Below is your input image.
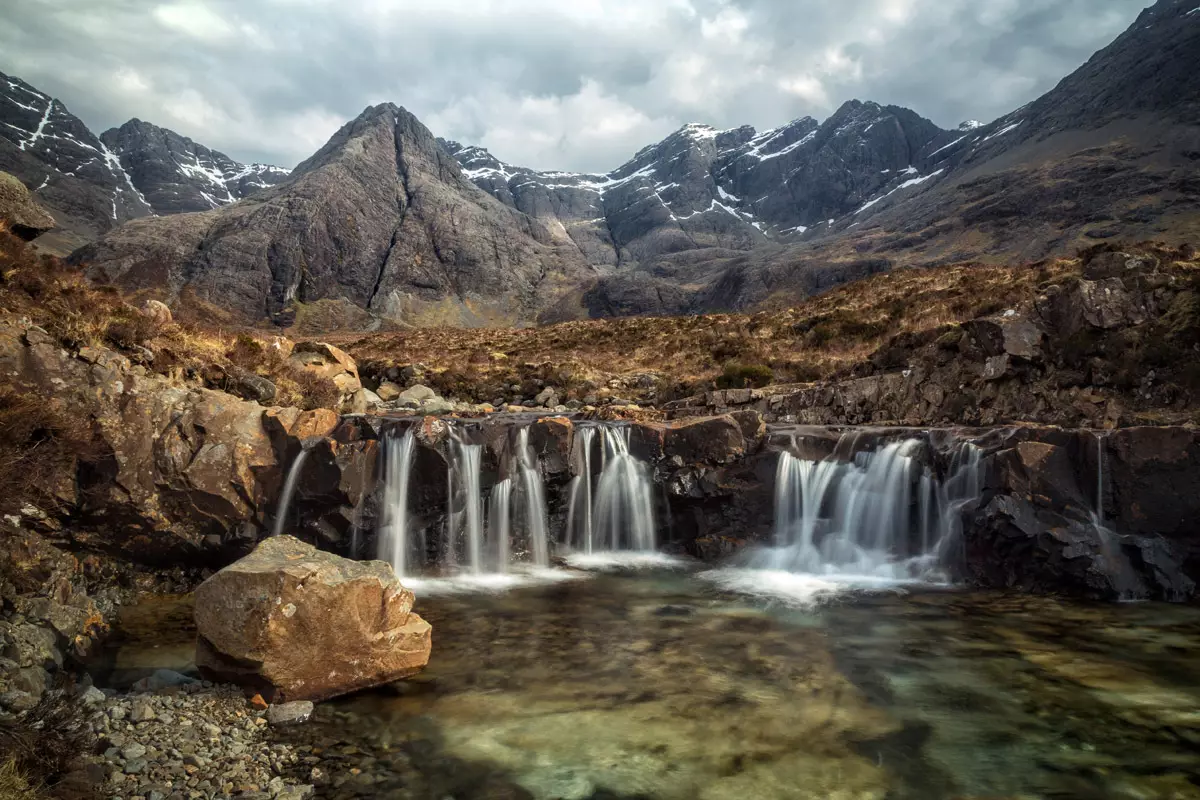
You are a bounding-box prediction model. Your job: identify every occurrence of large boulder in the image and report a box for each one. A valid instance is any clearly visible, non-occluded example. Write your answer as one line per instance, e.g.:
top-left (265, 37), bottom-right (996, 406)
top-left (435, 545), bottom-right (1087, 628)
top-left (288, 342), bottom-right (361, 398)
top-left (0, 171), bottom-right (55, 240)
top-left (194, 536), bottom-right (430, 702)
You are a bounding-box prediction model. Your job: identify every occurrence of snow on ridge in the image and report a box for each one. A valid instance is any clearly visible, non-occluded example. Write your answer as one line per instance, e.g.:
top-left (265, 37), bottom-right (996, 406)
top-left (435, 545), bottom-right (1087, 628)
top-left (18, 98), bottom-right (54, 152)
top-left (980, 120), bottom-right (1022, 143)
top-left (929, 135), bottom-right (969, 158)
top-left (854, 169), bottom-right (944, 215)
top-left (958, 120), bottom-right (983, 131)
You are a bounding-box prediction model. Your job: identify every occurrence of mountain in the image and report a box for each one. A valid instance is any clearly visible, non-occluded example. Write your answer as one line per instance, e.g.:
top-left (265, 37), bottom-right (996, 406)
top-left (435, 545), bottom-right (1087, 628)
top-left (0, 70), bottom-right (153, 249)
top-left (99, 119), bottom-right (290, 214)
top-left (69, 0), bottom-right (1200, 325)
top-left (72, 104), bottom-right (592, 325)
top-left (0, 71), bottom-right (288, 252)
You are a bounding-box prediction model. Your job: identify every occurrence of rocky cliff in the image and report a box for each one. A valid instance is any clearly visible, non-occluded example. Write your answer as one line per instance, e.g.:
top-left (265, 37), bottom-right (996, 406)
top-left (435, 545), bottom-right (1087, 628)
top-left (71, 104), bottom-right (593, 325)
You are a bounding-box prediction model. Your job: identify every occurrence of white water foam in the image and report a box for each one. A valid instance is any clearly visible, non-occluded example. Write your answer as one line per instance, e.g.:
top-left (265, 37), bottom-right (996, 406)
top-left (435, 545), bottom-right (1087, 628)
top-left (563, 551), bottom-right (691, 572)
top-left (700, 567), bottom-right (924, 608)
top-left (404, 567), bottom-right (585, 596)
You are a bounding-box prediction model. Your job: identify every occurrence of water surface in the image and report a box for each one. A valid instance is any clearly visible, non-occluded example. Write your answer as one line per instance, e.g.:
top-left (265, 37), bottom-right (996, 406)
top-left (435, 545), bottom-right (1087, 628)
top-left (99, 573), bottom-right (1200, 799)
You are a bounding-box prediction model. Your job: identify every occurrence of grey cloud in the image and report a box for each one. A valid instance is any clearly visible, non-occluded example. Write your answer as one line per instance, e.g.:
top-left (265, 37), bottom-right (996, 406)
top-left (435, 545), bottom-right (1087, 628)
top-left (0, 0), bottom-right (1149, 173)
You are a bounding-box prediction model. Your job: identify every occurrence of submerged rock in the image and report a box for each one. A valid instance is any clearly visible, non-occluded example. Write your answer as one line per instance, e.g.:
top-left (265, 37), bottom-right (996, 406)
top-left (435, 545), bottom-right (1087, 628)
top-left (193, 536), bottom-right (431, 702)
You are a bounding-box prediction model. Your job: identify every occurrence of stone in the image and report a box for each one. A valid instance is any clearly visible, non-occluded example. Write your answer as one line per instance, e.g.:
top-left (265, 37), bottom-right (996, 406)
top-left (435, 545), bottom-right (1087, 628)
top-left (80, 686), bottom-right (107, 705)
top-left (141, 300), bottom-right (174, 326)
top-left (131, 669), bottom-right (198, 693)
top-left (534, 386), bottom-right (560, 408)
top-left (349, 388), bottom-right (382, 413)
top-left (395, 384), bottom-right (437, 406)
top-left (0, 171), bottom-right (55, 240)
top-left (419, 397), bottom-right (456, 415)
top-left (964, 314), bottom-right (1044, 360)
top-left (249, 693), bottom-right (268, 711)
top-left (376, 381), bottom-right (403, 402)
top-left (131, 699), bottom-right (156, 722)
top-left (193, 536), bottom-right (431, 702)
top-left (266, 701), bottom-right (314, 726)
top-left (288, 342), bottom-right (362, 397)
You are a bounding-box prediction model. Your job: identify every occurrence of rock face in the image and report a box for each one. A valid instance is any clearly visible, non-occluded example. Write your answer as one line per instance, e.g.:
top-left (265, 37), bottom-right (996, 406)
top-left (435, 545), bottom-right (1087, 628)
top-left (194, 535), bottom-right (431, 702)
top-left (666, 248), bottom-right (1200, 430)
top-left (956, 426), bottom-right (1200, 601)
top-left (99, 118), bottom-right (290, 213)
top-left (74, 104), bottom-right (592, 325)
top-left (0, 170), bottom-right (55, 239)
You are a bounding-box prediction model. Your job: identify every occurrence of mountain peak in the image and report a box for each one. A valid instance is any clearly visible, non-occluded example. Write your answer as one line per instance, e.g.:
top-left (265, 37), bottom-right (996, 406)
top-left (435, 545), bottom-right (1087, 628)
top-left (958, 119), bottom-right (984, 131)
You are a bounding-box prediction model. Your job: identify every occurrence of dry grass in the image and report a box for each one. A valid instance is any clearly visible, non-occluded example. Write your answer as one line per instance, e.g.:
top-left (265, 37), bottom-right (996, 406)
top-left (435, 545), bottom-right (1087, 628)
top-left (0, 228), bottom-right (338, 410)
top-left (0, 686), bottom-right (99, 800)
top-left (331, 256), bottom-right (1081, 402)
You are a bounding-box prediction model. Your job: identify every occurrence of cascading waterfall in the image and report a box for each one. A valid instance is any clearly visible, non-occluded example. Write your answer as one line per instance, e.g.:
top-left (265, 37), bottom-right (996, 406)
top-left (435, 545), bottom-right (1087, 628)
top-left (515, 427), bottom-right (550, 567)
top-left (758, 434), bottom-right (983, 579)
top-left (1090, 431), bottom-right (1144, 599)
top-left (588, 426), bottom-right (657, 552)
top-left (488, 478), bottom-right (513, 572)
top-left (377, 430), bottom-right (417, 576)
top-left (271, 448), bottom-right (311, 538)
top-left (565, 427), bottom-right (596, 552)
top-left (445, 437), bottom-right (485, 574)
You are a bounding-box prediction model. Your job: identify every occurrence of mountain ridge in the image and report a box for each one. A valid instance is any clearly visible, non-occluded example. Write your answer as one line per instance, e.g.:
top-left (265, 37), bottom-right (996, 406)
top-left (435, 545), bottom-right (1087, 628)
top-left (21, 0), bottom-right (1200, 326)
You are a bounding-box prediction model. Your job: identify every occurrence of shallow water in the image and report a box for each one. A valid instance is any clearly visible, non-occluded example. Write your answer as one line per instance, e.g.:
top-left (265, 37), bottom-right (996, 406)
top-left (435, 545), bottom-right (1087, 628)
top-left (97, 573), bottom-right (1200, 799)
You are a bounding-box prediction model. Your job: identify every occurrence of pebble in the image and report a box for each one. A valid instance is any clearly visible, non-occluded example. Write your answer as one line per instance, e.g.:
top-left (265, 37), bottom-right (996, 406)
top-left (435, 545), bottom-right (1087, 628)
top-left (266, 701), bottom-right (314, 727)
top-left (84, 685), bottom-right (315, 800)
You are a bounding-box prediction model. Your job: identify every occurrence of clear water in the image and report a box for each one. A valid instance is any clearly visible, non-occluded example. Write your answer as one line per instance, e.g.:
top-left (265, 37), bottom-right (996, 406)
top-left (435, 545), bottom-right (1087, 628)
top-left (94, 575), bottom-right (1200, 800)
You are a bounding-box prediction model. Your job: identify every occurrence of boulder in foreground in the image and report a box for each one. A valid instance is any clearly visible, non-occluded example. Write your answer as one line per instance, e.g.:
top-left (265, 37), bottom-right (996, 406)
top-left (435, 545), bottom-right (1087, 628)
top-left (193, 536), bottom-right (430, 702)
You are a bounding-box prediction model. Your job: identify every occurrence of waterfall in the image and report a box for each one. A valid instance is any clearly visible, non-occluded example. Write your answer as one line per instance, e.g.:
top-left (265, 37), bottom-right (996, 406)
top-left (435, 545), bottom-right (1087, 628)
top-left (377, 430), bottom-right (416, 576)
top-left (488, 478), bottom-right (512, 572)
top-left (565, 427), bottom-right (596, 552)
top-left (271, 448), bottom-right (311, 538)
top-left (1090, 431), bottom-right (1144, 599)
top-left (759, 434), bottom-right (983, 579)
top-left (447, 437), bottom-right (485, 574)
top-left (1094, 431), bottom-right (1106, 527)
top-left (590, 426), bottom-right (657, 552)
top-left (515, 427), bottom-right (550, 567)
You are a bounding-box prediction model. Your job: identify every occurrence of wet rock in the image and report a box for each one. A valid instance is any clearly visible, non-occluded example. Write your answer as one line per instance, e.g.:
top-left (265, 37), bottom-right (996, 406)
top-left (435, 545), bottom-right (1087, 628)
top-left (266, 700), bottom-right (314, 726)
top-left (194, 536), bottom-right (431, 702)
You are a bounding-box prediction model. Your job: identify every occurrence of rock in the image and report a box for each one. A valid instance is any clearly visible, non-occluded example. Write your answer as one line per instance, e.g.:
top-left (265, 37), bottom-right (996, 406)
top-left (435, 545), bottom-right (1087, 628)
top-left (376, 381), bottom-right (403, 402)
top-left (131, 669), bottom-right (198, 693)
top-left (419, 397), bottom-right (455, 415)
top-left (130, 699), bottom-right (156, 722)
top-left (0, 690), bottom-right (37, 711)
top-left (249, 693), bottom-right (268, 710)
top-left (266, 701), bottom-right (314, 726)
top-left (121, 743), bottom-right (148, 761)
top-left (349, 388), bottom-right (382, 413)
top-left (963, 314), bottom-right (1044, 360)
top-left (140, 300), bottom-right (174, 326)
top-left (223, 366), bottom-right (277, 404)
top-left (0, 171), bottom-right (56, 240)
top-left (80, 686), bottom-right (107, 705)
top-left (288, 342), bottom-right (362, 397)
top-left (193, 536), bottom-right (431, 702)
top-left (534, 386), bottom-right (560, 408)
top-left (395, 384), bottom-right (437, 407)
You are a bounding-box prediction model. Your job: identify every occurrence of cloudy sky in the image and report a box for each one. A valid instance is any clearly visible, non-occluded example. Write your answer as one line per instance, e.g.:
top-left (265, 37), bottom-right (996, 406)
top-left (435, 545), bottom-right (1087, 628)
top-left (2, 0), bottom-right (1148, 173)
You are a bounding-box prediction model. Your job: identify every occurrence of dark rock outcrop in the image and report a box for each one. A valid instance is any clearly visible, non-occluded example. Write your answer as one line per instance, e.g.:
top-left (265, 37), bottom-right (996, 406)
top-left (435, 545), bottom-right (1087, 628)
top-left (194, 535), bottom-right (430, 702)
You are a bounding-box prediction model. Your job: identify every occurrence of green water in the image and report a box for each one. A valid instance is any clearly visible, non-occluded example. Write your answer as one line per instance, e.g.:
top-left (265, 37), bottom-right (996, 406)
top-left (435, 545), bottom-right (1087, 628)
top-left (100, 573), bottom-right (1200, 799)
